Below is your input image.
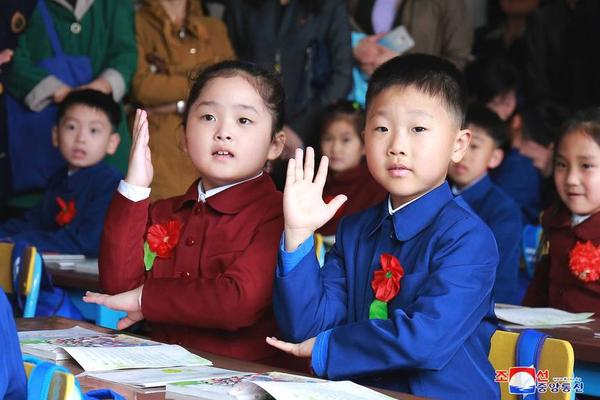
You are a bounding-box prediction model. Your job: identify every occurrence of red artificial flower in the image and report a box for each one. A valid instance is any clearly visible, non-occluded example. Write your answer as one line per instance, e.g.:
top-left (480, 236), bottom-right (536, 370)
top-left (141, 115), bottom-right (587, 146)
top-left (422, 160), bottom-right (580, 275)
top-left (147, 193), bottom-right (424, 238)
top-left (569, 241), bottom-right (600, 283)
top-left (147, 220), bottom-right (183, 258)
top-left (371, 253), bottom-right (405, 302)
top-left (55, 196), bottom-right (76, 226)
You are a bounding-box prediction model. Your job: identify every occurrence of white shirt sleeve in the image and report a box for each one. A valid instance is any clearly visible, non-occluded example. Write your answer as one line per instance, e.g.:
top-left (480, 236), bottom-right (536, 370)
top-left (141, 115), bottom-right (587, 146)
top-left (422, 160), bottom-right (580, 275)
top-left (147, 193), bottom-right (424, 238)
top-left (118, 180), bottom-right (151, 202)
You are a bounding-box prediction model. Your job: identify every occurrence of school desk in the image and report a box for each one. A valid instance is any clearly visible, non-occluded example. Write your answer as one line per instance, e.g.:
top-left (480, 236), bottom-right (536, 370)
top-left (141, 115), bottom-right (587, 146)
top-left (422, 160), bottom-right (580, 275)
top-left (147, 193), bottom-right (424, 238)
top-left (16, 317), bottom-right (423, 400)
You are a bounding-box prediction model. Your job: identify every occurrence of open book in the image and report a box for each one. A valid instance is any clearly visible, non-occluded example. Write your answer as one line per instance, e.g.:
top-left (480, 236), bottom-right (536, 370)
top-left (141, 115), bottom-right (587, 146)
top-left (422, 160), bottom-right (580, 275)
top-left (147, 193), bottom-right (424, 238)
top-left (166, 371), bottom-right (395, 400)
top-left (495, 304), bottom-right (594, 327)
top-left (18, 326), bottom-right (211, 371)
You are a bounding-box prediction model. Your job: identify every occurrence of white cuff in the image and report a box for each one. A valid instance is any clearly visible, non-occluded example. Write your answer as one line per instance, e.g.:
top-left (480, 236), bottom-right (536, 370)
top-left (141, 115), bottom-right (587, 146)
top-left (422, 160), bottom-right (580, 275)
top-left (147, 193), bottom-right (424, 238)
top-left (24, 75), bottom-right (66, 111)
top-left (99, 68), bottom-right (126, 102)
top-left (118, 180), bottom-right (151, 202)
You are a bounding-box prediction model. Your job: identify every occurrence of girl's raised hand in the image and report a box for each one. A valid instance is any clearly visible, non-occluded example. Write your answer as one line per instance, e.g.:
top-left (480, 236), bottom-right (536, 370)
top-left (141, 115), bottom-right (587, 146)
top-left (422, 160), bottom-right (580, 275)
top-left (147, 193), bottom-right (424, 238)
top-left (83, 287), bottom-right (144, 330)
top-left (283, 147), bottom-right (347, 251)
top-left (125, 109), bottom-right (153, 187)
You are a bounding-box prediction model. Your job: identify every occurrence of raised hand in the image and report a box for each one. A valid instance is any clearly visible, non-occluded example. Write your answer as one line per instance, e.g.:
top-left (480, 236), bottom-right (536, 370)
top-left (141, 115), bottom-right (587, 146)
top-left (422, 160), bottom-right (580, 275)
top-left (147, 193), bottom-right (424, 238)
top-left (125, 109), bottom-right (153, 187)
top-left (265, 336), bottom-right (315, 358)
top-left (283, 147), bottom-right (347, 251)
top-left (83, 287), bottom-right (144, 330)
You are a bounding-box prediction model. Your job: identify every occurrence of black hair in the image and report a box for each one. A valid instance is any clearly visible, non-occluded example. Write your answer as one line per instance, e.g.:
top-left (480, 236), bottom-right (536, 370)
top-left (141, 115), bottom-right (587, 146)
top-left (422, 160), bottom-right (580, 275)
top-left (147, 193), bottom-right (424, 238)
top-left (320, 100), bottom-right (365, 143)
top-left (183, 60), bottom-right (285, 137)
top-left (56, 89), bottom-right (120, 130)
top-left (365, 54), bottom-right (468, 128)
top-left (465, 55), bottom-right (518, 104)
top-left (465, 103), bottom-right (508, 150)
top-left (556, 107), bottom-right (600, 151)
top-left (520, 101), bottom-right (570, 147)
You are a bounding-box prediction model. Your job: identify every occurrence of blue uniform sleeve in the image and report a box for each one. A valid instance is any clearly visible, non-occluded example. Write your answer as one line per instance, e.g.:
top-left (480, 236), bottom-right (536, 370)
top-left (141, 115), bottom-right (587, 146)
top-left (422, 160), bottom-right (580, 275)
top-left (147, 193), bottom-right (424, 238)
top-left (0, 203), bottom-right (45, 239)
top-left (0, 290), bottom-right (27, 400)
top-left (278, 234), bottom-right (314, 276)
top-left (320, 219), bottom-right (498, 379)
top-left (489, 204), bottom-right (522, 304)
top-left (311, 329), bottom-right (332, 377)
top-left (273, 225), bottom-right (348, 343)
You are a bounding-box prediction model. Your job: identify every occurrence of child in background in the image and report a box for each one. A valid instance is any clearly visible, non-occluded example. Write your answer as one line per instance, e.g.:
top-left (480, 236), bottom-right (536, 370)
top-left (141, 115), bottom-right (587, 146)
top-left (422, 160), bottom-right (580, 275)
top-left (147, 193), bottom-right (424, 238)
top-left (523, 108), bottom-right (600, 313)
top-left (448, 103), bottom-right (522, 304)
top-left (0, 89), bottom-right (122, 256)
top-left (267, 55), bottom-right (500, 399)
top-left (84, 61), bottom-right (288, 364)
top-left (317, 101), bottom-right (386, 238)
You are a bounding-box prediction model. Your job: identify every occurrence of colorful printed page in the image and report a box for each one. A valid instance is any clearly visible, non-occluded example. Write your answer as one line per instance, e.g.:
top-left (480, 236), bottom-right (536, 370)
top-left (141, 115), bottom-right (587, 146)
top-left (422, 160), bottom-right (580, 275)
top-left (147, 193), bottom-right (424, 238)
top-left (84, 365), bottom-right (243, 388)
top-left (495, 304), bottom-right (594, 326)
top-left (167, 372), bottom-right (394, 400)
top-left (18, 326), bottom-right (106, 360)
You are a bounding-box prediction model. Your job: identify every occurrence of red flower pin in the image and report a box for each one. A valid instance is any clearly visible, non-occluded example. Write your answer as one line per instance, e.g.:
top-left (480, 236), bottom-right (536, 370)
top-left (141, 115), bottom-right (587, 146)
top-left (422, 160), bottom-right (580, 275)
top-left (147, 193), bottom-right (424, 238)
top-left (55, 196), bottom-right (76, 226)
top-left (569, 241), bottom-right (600, 283)
top-left (144, 220), bottom-right (182, 271)
top-left (369, 253), bottom-right (405, 319)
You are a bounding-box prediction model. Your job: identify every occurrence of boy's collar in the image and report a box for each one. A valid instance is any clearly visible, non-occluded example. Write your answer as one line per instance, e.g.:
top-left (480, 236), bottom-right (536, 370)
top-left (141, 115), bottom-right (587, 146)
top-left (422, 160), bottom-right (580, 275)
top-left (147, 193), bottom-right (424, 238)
top-left (174, 173), bottom-right (274, 214)
top-left (452, 174), bottom-right (491, 200)
top-left (369, 182), bottom-right (453, 241)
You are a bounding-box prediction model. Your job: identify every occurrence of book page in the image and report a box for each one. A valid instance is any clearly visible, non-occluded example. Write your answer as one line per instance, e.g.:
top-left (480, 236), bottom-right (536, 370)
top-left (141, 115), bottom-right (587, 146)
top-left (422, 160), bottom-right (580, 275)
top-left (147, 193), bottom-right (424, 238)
top-left (495, 304), bottom-right (594, 326)
top-left (19, 326), bottom-right (106, 360)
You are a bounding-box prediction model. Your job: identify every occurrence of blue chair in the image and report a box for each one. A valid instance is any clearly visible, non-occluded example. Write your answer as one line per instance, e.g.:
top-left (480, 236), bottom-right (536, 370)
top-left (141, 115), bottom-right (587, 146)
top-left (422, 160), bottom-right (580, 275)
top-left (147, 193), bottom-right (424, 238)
top-left (0, 243), bottom-right (42, 317)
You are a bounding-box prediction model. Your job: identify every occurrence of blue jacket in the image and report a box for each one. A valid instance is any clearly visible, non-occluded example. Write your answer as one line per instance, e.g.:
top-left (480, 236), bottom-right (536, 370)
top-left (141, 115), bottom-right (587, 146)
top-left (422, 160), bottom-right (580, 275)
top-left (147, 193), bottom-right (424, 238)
top-left (490, 148), bottom-right (542, 225)
top-left (0, 161), bottom-right (122, 256)
top-left (0, 289), bottom-right (27, 400)
top-left (459, 175), bottom-right (522, 304)
top-left (274, 183), bottom-right (500, 399)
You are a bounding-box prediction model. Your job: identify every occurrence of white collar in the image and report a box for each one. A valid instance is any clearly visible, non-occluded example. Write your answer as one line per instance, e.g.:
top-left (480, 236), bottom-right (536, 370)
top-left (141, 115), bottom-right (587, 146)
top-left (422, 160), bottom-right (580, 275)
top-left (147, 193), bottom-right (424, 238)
top-left (571, 213), bottom-right (591, 226)
top-left (197, 172), bottom-right (263, 203)
top-left (387, 190), bottom-right (430, 215)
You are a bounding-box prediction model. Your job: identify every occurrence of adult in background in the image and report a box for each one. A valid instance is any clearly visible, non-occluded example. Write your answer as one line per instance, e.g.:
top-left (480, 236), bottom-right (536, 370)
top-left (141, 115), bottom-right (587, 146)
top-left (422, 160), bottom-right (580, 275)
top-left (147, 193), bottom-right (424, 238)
top-left (131, 0), bottom-right (235, 200)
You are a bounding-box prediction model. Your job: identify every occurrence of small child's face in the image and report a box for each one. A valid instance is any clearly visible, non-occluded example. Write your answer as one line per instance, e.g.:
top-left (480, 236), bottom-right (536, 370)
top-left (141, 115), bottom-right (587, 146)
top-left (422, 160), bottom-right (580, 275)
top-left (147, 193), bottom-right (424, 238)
top-left (184, 75), bottom-right (284, 190)
top-left (364, 85), bottom-right (470, 208)
top-left (52, 104), bottom-right (119, 170)
top-left (448, 123), bottom-right (503, 188)
top-left (554, 129), bottom-right (600, 215)
top-left (487, 89), bottom-right (516, 121)
top-left (320, 118), bottom-right (364, 174)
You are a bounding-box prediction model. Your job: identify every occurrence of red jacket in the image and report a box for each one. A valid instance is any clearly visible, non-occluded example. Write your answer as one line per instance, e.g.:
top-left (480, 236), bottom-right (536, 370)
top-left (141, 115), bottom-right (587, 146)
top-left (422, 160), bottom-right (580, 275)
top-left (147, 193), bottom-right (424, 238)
top-left (522, 204), bottom-right (600, 313)
top-left (318, 161), bottom-right (387, 236)
top-left (99, 174), bottom-right (284, 361)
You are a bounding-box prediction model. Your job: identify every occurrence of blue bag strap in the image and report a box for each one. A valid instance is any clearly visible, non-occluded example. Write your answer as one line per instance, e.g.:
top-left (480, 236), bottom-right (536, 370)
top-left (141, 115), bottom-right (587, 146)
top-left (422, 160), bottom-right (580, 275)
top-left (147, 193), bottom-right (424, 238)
top-left (36, 0), bottom-right (64, 56)
top-left (516, 329), bottom-right (549, 400)
top-left (24, 356), bottom-right (71, 400)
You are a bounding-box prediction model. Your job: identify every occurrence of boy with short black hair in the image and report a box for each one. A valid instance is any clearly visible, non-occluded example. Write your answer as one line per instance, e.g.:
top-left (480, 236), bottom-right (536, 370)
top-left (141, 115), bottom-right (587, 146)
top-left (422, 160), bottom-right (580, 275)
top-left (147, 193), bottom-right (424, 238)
top-left (267, 54), bottom-right (500, 398)
top-left (449, 103), bottom-right (523, 304)
top-left (0, 89), bottom-right (122, 256)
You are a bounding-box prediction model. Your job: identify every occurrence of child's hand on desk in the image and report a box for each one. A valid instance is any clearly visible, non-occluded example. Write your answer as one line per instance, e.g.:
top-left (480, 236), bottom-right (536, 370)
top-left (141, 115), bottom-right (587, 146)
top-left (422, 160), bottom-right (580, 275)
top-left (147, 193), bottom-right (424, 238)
top-left (125, 109), bottom-right (153, 187)
top-left (284, 147), bottom-right (347, 251)
top-left (266, 336), bottom-right (316, 358)
top-left (83, 286), bottom-right (144, 330)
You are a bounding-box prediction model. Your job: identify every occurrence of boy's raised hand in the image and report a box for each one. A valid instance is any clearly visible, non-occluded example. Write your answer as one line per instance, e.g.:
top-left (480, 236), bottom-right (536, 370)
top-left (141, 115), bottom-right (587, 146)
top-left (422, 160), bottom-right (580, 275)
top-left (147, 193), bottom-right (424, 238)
top-left (125, 109), bottom-right (153, 187)
top-left (283, 147), bottom-right (347, 251)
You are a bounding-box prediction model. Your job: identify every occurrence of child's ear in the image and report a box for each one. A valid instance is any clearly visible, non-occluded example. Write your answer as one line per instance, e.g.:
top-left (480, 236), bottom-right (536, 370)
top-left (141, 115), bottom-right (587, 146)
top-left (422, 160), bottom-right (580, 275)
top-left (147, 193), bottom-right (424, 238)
top-left (51, 126), bottom-right (59, 148)
top-left (488, 148), bottom-right (504, 169)
top-left (451, 128), bottom-right (471, 163)
top-left (105, 132), bottom-right (121, 155)
top-left (267, 130), bottom-right (286, 160)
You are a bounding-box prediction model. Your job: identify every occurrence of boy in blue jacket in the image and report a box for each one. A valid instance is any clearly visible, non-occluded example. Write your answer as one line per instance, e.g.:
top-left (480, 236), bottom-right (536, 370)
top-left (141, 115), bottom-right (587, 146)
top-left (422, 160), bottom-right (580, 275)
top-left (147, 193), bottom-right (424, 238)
top-left (449, 104), bottom-right (522, 304)
top-left (268, 54), bottom-right (500, 399)
top-left (0, 288), bottom-right (27, 399)
top-left (0, 89), bottom-right (122, 256)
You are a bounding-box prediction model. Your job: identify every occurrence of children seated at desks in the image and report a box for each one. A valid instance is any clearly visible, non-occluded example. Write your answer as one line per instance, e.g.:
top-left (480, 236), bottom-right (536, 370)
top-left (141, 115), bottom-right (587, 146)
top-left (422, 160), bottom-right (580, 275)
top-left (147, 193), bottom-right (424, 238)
top-left (523, 108), bottom-right (600, 313)
top-left (0, 89), bottom-right (122, 256)
top-left (317, 100), bottom-right (386, 239)
top-left (448, 104), bottom-right (522, 304)
top-left (84, 61), bottom-right (289, 364)
top-left (267, 54), bottom-right (500, 399)
top-left (0, 288), bottom-right (27, 400)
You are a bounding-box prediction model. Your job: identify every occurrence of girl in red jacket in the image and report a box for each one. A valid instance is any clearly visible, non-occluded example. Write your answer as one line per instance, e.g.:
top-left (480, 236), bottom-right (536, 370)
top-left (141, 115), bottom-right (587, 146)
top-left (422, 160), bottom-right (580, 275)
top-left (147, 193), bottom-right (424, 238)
top-left (317, 101), bottom-right (386, 238)
top-left (83, 61), bottom-right (288, 363)
top-left (523, 107), bottom-right (600, 312)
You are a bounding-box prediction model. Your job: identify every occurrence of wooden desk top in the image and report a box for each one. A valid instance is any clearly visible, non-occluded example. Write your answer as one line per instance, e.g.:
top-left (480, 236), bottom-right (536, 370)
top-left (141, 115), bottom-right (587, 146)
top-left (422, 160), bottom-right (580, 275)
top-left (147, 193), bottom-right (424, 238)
top-left (528, 319), bottom-right (600, 364)
top-left (17, 317), bottom-right (422, 400)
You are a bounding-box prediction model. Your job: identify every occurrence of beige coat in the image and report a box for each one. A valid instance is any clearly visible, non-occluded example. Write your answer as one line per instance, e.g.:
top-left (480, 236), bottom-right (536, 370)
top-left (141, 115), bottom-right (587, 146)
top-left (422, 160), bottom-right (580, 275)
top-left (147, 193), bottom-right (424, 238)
top-left (131, 0), bottom-right (235, 200)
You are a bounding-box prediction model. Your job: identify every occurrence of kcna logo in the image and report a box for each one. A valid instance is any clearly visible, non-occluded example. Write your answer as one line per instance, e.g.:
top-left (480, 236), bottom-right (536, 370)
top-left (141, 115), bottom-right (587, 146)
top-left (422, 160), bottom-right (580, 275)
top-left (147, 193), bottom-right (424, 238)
top-left (495, 367), bottom-right (584, 395)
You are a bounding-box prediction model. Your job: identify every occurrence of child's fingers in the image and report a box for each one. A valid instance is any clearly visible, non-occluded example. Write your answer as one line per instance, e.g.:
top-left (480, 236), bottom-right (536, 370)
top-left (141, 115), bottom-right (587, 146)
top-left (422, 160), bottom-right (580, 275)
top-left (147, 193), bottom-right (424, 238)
top-left (304, 147), bottom-right (315, 182)
top-left (265, 336), bottom-right (297, 355)
top-left (82, 292), bottom-right (108, 304)
top-left (285, 157), bottom-right (296, 186)
top-left (326, 194), bottom-right (348, 216)
top-left (314, 156), bottom-right (329, 188)
top-left (117, 316), bottom-right (137, 330)
top-left (294, 148), bottom-right (304, 182)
